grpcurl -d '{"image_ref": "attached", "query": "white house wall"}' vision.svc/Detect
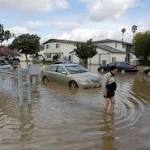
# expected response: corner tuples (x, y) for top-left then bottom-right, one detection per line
(87, 47), (126, 65)
(43, 42), (76, 61)
(43, 40), (128, 64)
(110, 53), (126, 62)
(71, 54), (79, 64)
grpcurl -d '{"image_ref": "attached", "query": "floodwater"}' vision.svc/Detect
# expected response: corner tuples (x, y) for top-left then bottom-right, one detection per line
(0, 66), (150, 150)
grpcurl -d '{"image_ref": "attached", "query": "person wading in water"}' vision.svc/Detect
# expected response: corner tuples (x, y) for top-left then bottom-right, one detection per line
(102, 66), (118, 113)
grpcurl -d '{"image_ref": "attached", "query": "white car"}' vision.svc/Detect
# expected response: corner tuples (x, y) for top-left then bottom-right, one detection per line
(0, 58), (13, 71)
(42, 63), (102, 88)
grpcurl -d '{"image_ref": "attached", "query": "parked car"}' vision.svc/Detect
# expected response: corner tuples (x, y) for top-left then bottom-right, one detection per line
(0, 58), (13, 71)
(42, 63), (102, 88)
(4, 57), (20, 66)
(98, 62), (138, 72)
(12, 58), (20, 66)
(144, 66), (150, 74)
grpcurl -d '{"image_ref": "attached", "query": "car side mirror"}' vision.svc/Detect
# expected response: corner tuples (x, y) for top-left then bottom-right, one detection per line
(62, 71), (68, 75)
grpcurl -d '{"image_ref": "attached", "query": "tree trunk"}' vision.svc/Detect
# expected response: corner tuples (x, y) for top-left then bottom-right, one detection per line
(79, 58), (88, 68)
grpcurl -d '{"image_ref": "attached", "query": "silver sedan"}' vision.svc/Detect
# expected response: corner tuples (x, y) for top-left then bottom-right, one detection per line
(42, 63), (102, 88)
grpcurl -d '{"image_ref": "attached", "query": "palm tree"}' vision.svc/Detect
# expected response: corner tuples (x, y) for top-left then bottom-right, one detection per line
(0, 24), (4, 46)
(132, 25), (137, 33)
(131, 25), (138, 38)
(121, 27), (126, 43)
(4, 30), (11, 41)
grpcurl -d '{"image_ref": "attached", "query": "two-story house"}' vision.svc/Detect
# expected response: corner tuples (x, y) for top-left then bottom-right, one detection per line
(42, 38), (137, 65)
(93, 39), (134, 63)
(42, 39), (83, 62)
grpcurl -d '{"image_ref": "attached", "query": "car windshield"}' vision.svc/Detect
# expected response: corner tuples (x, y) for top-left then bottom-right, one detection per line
(65, 65), (87, 74)
(0, 60), (8, 66)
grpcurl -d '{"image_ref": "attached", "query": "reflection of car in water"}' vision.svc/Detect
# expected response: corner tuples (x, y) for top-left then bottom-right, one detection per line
(144, 66), (150, 75)
(42, 63), (102, 88)
(0, 58), (13, 71)
(98, 62), (138, 72)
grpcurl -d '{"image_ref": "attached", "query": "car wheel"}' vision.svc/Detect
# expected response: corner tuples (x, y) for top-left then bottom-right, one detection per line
(42, 76), (49, 82)
(69, 81), (78, 89)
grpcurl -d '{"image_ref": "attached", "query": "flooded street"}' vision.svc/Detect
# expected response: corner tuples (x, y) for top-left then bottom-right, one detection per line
(0, 67), (150, 150)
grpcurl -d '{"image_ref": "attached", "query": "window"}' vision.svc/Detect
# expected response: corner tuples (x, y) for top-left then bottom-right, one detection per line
(56, 44), (60, 48)
(68, 55), (72, 61)
(102, 60), (107, 65)
(112, 57), (116, 63)
(47, 65), (57, 72)
(46, 44), (49, 49)
(57, 66), (66, 73)
(122, 43), (125, 49)
(46, 53), (51, 58)
(115, 42), (117, 48)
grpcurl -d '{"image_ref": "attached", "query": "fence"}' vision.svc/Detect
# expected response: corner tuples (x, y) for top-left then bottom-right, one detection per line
(0, 66), (32, 103)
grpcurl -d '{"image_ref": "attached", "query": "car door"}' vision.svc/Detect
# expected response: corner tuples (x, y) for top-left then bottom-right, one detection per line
(45, 65), (57, 81)
(55, 65), (68, 84)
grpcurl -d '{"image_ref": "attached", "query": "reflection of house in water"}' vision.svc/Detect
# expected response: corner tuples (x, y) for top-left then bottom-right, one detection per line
(100, 113), (116, 150)
(0, 92), (35, 149)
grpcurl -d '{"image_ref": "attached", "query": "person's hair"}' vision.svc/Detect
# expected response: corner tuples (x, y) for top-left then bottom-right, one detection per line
(110, 65), (117, 71)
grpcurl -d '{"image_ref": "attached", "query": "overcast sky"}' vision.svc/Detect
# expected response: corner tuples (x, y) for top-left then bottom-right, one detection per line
(0, 0), (149, 43)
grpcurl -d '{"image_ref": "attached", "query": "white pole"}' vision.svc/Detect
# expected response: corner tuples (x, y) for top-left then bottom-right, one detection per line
(27, 66), (31, 104)
(17, 66), (22, 101)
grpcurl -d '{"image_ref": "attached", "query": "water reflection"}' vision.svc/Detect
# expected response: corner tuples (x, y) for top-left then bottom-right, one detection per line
(0, 69), (150, 149)
(19, 101), (33, 150)
(101, 113), (116, 150)
(132, 74), (150, 101)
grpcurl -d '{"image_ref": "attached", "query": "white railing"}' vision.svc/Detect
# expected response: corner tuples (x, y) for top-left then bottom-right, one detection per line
(0, 66), (32, 103)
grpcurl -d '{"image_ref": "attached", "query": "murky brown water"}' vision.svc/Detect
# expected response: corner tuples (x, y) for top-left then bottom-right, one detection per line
(0, 66), (150, 150)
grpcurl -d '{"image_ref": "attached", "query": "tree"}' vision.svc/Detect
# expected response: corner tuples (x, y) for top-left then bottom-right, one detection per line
(10, 34), (41, 60)
(131, 25), (138, 43)
(132, 25), (138, 35)
(133, 31), (150, 65)
(121, 27), (126, 43)
(74, 39), (97, 68)
(53, 54), (59, 61)
(0, 24), (12, 46)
